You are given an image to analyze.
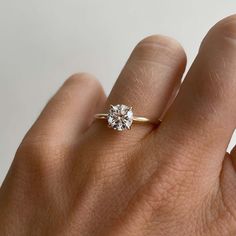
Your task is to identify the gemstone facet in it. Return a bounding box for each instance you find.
[107,104,133,131]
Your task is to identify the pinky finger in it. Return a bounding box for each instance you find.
[22,73,106,146]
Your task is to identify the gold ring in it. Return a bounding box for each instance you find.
[95,104,161,131]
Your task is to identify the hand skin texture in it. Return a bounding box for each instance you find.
[1,15,236,236]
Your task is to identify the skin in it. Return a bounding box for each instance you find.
[1,15,236,236]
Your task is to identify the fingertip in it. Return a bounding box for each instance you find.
[65,73,104,93]
[200,14,236,52]
[134,34,187,68]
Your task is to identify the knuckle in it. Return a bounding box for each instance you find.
[18,136,53,154]
[195,16,236,107]
[136,175,188,214]
[66,72,93,84]
[16,136,69,169]
[201,14,236,50]
[214,15,236,40]
[133,35,186,66]
[89,152,128,184]
[63,73,104,100]
[19,134,67,156]
[65,73,102,92]
[202,191,236,235]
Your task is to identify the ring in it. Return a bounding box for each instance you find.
[95,104,161,131]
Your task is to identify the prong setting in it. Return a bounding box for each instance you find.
[107,104,133,131]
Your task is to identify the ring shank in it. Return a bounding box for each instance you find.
[94,113,161,125]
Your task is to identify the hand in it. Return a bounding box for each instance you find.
[1,15,236,236]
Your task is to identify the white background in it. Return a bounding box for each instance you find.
[1,0,236,184]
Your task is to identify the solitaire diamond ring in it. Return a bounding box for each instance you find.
[95,104,161,131]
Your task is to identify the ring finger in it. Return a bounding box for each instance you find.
[90,35,187,145]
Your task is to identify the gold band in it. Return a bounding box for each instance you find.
[94,113,161,125]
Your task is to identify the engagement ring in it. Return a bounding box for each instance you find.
[95,104,161,131]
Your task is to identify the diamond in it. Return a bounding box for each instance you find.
[107,104,133,131]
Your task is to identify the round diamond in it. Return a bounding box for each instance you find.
[107,104,133,131]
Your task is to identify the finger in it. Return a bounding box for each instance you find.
[160,77,181,120]
[154,15,236,172]
[92,35,186,142]
[22,73,106,145]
